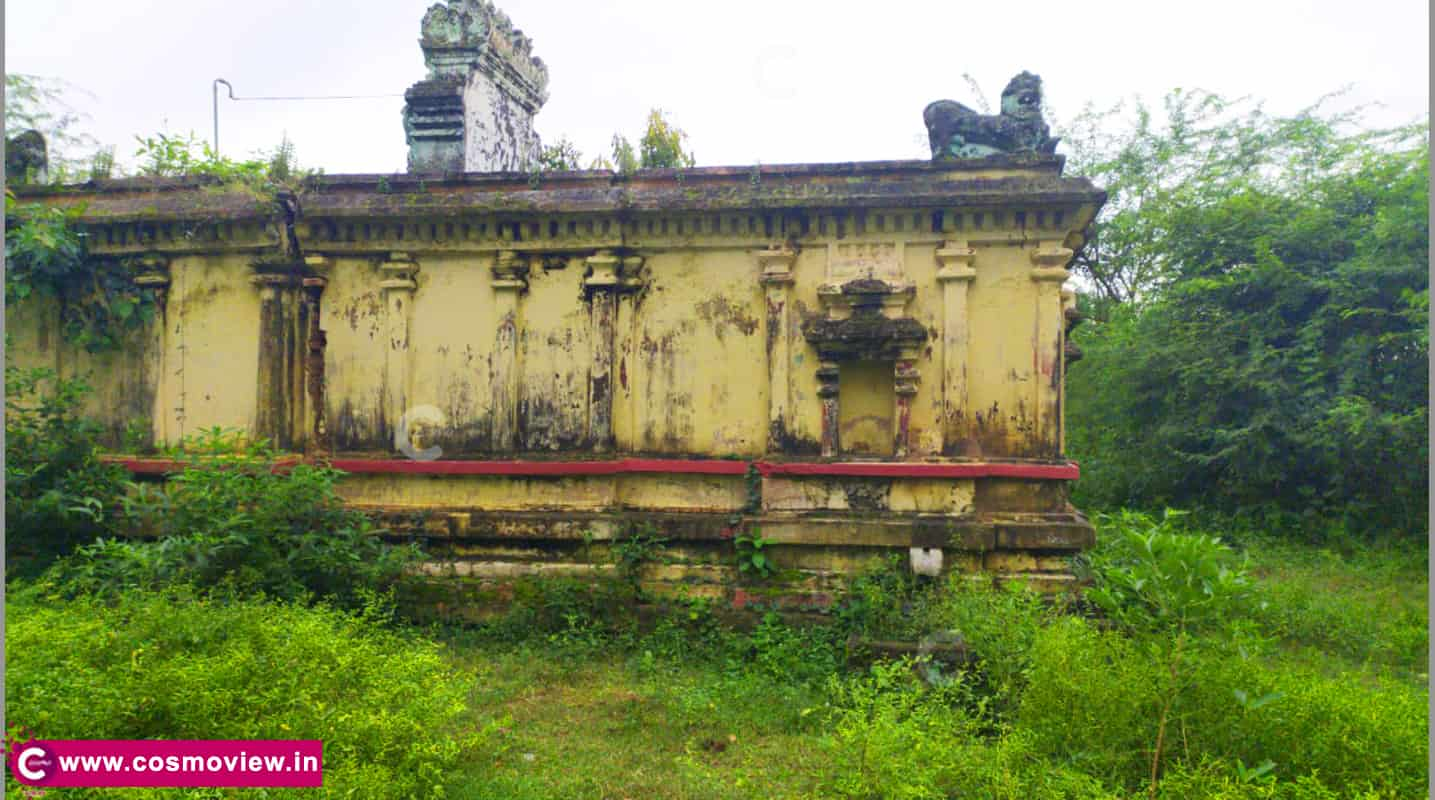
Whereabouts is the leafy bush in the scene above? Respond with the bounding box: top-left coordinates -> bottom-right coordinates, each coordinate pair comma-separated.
820,660 -> 1114,799
6,583 -> 489,798
4,364 -> 127,574
54,427 -> 422,608
1078,509 -> 1259,633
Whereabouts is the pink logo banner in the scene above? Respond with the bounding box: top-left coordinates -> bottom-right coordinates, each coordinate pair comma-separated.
8,740 -> 323,788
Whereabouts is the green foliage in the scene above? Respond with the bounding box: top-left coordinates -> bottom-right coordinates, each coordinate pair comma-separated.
534,136 -> 583,171
1079,510 -> 1258,633
820,660 -> 1115,799
4,193 -> 158,353
1063,91 -> 1429,535
53,427 -> 422,608
734,528 -> 776,579
6,584 -> 487,798
580,109 -> 697,174
4,364 -> 128,575
638,108 -> 696,169
1244,535 -> 1428,674
610,521 -> 668,590
609,133 -> 639,174
1016,617 -> 1427,797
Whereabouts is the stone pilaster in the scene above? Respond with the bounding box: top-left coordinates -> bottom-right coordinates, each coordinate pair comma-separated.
816,360 -> 841,458
250,263 -> 304,450
490,250 -> 528,451
584,250 -> 620,451
893,351 -> 921,459
935,242 -> 977,456
380,253 -> 420,452
302,255 -> 332,456
757,246 -> 797,453
132,257 -> 171,448
1030,242 -> 1073,459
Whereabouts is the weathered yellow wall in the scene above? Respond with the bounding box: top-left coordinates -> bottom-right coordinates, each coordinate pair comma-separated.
7,158 -> 1105,599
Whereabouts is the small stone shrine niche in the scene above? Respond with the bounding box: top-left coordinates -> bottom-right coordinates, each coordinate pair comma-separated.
802,242 -> 928,459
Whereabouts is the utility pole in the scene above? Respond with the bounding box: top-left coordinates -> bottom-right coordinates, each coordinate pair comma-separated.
212,79 -> 233,156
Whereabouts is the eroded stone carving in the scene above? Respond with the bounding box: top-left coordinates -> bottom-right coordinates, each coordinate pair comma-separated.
924,71 -> 1058,160
6,130 -> 48,184
404,0 -> 549,172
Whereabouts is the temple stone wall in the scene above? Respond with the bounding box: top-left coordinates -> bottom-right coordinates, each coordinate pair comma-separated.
10,153 -> 1104,606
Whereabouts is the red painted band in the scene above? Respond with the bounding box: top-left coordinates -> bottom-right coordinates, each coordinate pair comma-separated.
754,461 -> 1080,480
105,456 -> 1077,481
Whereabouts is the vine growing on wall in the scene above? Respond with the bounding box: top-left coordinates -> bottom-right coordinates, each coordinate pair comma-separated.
4,191 -> 156,353
5,132 -> 321,353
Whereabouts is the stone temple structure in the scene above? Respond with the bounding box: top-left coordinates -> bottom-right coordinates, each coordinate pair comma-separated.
9,2 -> 1105,614
402,0 -> 549,173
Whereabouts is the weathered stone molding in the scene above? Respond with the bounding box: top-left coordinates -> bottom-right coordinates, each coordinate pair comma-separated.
405,0 -> 549,172
1029,243 -> 1074,457
302,256 -> 333,455
757,246 -> 798,452
935,242 -> 977,455
250,260 -> 307,450
380,253 -> 421,453
489,250 -> 526,450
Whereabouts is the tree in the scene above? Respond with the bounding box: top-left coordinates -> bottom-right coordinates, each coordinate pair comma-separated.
1057,90 -> 1415,311
637,108 -> 695,169
1062,91 -> 1428,536
541,109 -> 696,173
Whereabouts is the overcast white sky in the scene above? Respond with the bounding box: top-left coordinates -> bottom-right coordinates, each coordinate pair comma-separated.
6,0 -> 1430,175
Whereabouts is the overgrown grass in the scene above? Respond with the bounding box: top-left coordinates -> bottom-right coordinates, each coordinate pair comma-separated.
6,514 -> 1426,799
4,583 -> 488,799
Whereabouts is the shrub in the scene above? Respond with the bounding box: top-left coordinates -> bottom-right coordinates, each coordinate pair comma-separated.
4,364 -> 127,575
820,660 -> 1115,799
5,583 -> 490,798
54,427 -> 422,608
1017,617 -> 1428,797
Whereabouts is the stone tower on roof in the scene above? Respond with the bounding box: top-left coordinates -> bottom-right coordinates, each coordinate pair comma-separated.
402,0 -> 549,173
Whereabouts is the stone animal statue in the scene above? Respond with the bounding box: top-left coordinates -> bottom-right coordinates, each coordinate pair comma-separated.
924,71 -> 1059,160
6,130 -> 48,184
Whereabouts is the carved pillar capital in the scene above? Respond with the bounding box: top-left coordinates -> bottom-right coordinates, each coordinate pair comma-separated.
491,250 -> 528,290
381,252 -> 420,292
585,250 -> 646,292
935,242 -> 977,282
757,246 -> 797,286
1030,242 -> 1073,281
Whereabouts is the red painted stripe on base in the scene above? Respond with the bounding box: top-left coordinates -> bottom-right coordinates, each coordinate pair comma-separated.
105,456 -> 1077,481
754,461 -> 1080,480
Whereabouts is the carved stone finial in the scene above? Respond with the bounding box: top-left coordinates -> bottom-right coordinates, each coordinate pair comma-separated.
404,0 -> 550,172
923,71 -> 1059,160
